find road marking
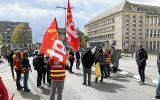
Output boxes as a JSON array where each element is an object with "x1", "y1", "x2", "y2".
[
  {"x1": 152, "y1": 79, "x2": 158, "y2": 85},
  {"x1": 119, "y1": 71, "x2": 128, "y2": 75},
  {"x1": 0, "y1": 72, "x2": 13, "y2": 81}
]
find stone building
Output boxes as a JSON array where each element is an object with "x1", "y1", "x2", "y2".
[
  {"x1": 0, "y1": 21, "x2": 32, "y2": 52},
  {"x1": 85, "y1": 1, "x2": 160, "y2": 52}
]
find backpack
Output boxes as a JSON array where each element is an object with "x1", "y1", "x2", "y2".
[
  {"x1": 99, "y1": 54, "x2": 106, "y2": 66},
  {"x1": 33, "y1": 56, "x2": 38, "y2": 70}
]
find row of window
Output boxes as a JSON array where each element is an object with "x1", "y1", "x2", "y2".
[
  {"x1": 88, "y1": 26, "x2": 114, "y2": 36},
  {"x1": 146, "y1": 16, "x2": 160, "y2": 26},
  {"x1": 89, "y1": 33, "x2": 114, "y2": 41},
  {"x1": 146, "y1": 41, "x2": 160, "y2": 50},
  {"x1": 88, "y1": 18, "x2": 115, "y2": 31},
  {"x1": 146, "y1": 29, "x2": 160, "y2": 37},
  {"x1": 126, "y1": 15, "x2": 143, "y2": 19}
]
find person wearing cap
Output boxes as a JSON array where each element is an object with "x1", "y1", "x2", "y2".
[{"x1": 136, "y1": 44, "x2": 148, "y2": 85}]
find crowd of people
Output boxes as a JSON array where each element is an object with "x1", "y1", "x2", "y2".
[{"x1": 0, "y1": 44, "x2": 160, "y2": 100}]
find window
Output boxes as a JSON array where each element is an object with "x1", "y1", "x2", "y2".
[
  {"x1": 139, "y1": 20, "x2": 142, "y2": 23},
  {"x1": 146, "y1": 17, "x2": 149, "y2": 25},
  {"x1": 140, "y1": 16, "x2": 143, "y2": 19},
  {"x1": 133, "y1": 15, "x2": 136, "y2": 19},
  {"x1": 133, "y1": 33, "x2": 135, "y2": 35}
]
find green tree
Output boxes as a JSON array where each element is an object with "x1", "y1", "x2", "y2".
[
  {"x1": 0, "y1": 33, "x2": 3, "y2": 45},
  {"x1": 11, "y1": 24, "x2": 27, "y2": 48}
]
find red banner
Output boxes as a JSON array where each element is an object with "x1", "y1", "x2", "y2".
[
  {"x1": 66, "y1": 0, "x2": 80, "y2": 51},
  {"x1": 40, "y1": 18, "x2": 67, "y2": 64}
]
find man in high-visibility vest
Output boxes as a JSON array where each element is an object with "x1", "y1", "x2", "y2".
[{"x1": 49, "y1": 58, "x2": 65, "y2": 100}]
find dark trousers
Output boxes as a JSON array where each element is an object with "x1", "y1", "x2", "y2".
[
  {"x1": 113, "y1": 67, "x2": 118, "y2": 73},
  {"x1": 47, "y1": 73, "x2": 51, "y2": 85},
  {"x1": 37, "y1": 69, "x2": 43, "y2": 86},
  {"x1": 15, "y1": 70, "x2": 22, "y2": 88},
  {"x1": 10, "y1": 63, "x2": 15, "y2": 79},
  {"x1": 106, "y1": 64, "x2": 110, "y2": 77},
  {"x1": 83, "y1": 67, "x2": 91, "y2": 83},
  {"x1": 100, "y1": 65, "x2": 105, "y2": 81},
  {"x1": 76, "y1": 59, "x2": 80, "y2": 69},
  {"x1": 43, "y1": 67, "x2": 47, "y2": 84},
  {"x1": 69, "y1": 60, "x2": 74, "y2": 72},
  {"x1": 138, "y1": 65, "x2": 146, "y2": 83}
]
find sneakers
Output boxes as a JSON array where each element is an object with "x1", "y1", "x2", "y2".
[
  {"x1": 139, "y1": 82, "x2": 145, "y2": 85},
  {"x1": 24, "y1": 89, "x2": 30, "y2": 92},
  {"x1": 17, "y1": 87, "x2": 23, "y2": 90},
  {"x1": 82, "y1": 82, "x2": 87, "y2": 85}
]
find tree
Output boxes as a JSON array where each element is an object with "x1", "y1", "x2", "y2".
[
  {"x1": 0, "y1": 33, "x2": 3, "y2": 45},
  {"x1": 11, "y1": 24, "x2": 28, "y2": 49}
]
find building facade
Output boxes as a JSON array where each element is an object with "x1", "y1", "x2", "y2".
[
  {"x1": 85, "y1": 1, "x2": 160, "y2": 52},
  {"x1": 0, "y1": 21, "x2": 32, "y2": 52}
]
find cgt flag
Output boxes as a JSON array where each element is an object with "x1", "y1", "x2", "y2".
[
  {"x1": 66, "y1": 0, "x2": 80, "y2": 51},
  {"x1": 40, "y1": 18, "x2": 67, "y2": 64}
]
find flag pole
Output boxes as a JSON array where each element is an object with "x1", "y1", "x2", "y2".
[{"x1": 56, "y1": 5, "x2": 74, "y2": 47}]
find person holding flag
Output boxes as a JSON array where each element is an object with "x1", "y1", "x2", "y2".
[{"x1": 40, "y1": 18, "x2": 66, "y2": 100}]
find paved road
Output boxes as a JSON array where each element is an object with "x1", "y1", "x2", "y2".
[
  {"x1": 119, "y1": 53, "x2": 158, "y2": 78},
  {"x1": 0, "y1": 57, "x2": 159, "y2": 100}
]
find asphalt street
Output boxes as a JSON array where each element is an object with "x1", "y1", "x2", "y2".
[{"x1": 0, "y1": 57, "x2": 159, "y2": 100}]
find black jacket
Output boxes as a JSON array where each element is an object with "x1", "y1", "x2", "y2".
[
  {"x1": 76, "y1": 51, "x2": 80, "y2": 59},
  {"x1": 82, "y1": 50, "x2": 95, "y2": 68},
  {"x1": 136, "y1": 48, "x2": 148, "y2": 67}
]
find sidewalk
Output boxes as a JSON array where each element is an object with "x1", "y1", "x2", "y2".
[{"x1": 0, "y1": 59, "x2": 40, "y2": 100}]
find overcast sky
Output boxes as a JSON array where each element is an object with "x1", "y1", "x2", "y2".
[{"x1": 0, "y1": 0, "x2": 160, "y2": 42}]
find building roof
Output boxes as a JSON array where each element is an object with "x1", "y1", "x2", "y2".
[{"x1": 86, "y1": 1, "x2": 160, "y2": 25}]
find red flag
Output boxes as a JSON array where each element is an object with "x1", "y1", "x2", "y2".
[
  {"x1": 66, "y1": 0, "x2": 80, "y2": 51},
  {"x1": 40, "y1": 18, "x2": 67, "y2": 64}
]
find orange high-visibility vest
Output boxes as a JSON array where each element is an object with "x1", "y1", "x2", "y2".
[
  {"x1": 49, "y1": 59, "x2": 65, "y2": 81},
  {"x1": 106, "y1": 54, "x2": 111, "y2": 65}
]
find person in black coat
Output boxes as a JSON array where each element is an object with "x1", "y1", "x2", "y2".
[
  {"x1": 36, "y1": 53, "x2": 44, "y2": 87},
  {"x1": 68, "y1": 49, "x2": 75, "y2": 73},
  {"x1": 8, "y1": 50, "x2": 15, "y2": 79},
  {"x1": 81, "y1": 48, "x2": 95, "y2": 86},
  {"x1": 136, "y1": 44, "x2": 148, "y2": 85},
  {"x1": 76, "y1": 51, "x2": 80, "y2": 69}
]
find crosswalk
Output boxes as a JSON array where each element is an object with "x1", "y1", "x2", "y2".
[{"x1": 0, "y1": 70, "x2": 13, "y2": 81}]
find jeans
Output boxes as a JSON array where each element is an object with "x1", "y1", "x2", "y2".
[
  {"x1": 138, "y1": 65, "x2": 146, "y2": 83},
  {"x1": 50, "y1": 80, "x2": 64, "y2": 100},
  {"x1": 156, "y1": 76, "x2": 160, "y2": 96},
  {"x1": 43, "y1": 67, "x2": 47, "y2": 84},
  {"x1": 15, "y1": 70, "x2": 22, "y2": 88},
  {"x1": 83, "y1": 67, "x2": 91, "y2": 83},
  {"x1": 24, "y1": 71, "x2": 29, "y2": 90}
]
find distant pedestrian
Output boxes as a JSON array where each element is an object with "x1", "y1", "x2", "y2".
[
  {"x1": 36, "y1": 53, "x2": 44, "y2": 87},
  {"x1": 76, "y1": 50, "x2": 80, "y2": 69},
  {"x1": 68, "y1": 49, "x2": 75, "y2": 73},
  {"x1": 49, "y1": 58, "x2": 65, "y2": 100},
  {"x1": 0, "y1": 77, "x2": 9, "y2": 100},
  {"x1": 105, "y1": 49, "x2": 111, "y2": 78},
  {"x1": 111, "y1": 47, "x2": 121, "y2": 76},
  {"x1": 13, "y1": 50, "x2": 23, "y2": 90},
  {"x1": 136, "y1": 44, "x2": 148, "y2": 85},
  {"x1": 8, "y1": 50, "x2": 15, "y2": 79},
  {"x1": 22, "y1": 51, "x2": 31, "y2": 92},
  {"x1": 155, "y1": 52, "x2": 160, "y2": 99},
  {"x1": 81, "y1": 48, "x2": 95, "y2": 86},
  {"x1": 95, "y1": 49, "x2": 106, "y2": 83}
]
